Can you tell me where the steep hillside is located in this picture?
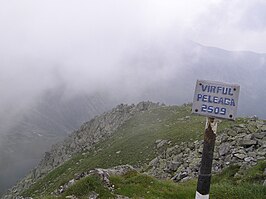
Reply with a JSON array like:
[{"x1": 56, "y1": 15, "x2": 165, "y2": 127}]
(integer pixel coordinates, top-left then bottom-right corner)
[
  {"x1": 3, "y1": 102, "x2": 162, "y2": 198},
  {"x1": 0, "y1": 88, "x2": 115, "y2": 195},
  {"x1": 2, "y1": 102, "x2": 266, "y2": 198}
]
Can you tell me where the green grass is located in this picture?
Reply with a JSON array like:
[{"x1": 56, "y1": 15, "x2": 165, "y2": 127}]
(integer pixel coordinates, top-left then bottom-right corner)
[
  {"x1": 210, "y1": 161, "x2": 266, "y2": 199},
  {"x1": 211, "y1": 183, "x2": 266, "y2": 199},
  {"x1": 212, "y1": 165, "x2": 241, "y2": 184},
  {"x1": 22, "y1": 156, "x2": 266, "y2": 199},
  {"x1": 110, "y1": 163, "x2": 266, "y2": 199},
  {"x1": 240, "y1": 161, "x2": 266, "y2": 183},
  {"x1": 111, "y1": 171, "x2": 196, "y2": 199},
  {"x1": 212, "y1": 161, "x2": 266, "y2": 184},
  {"x1": 58, "y1": 175, "x2": 113, "y2": 199},
  {"x1": 21, "y1": 105, "x2": 237, "y2": 197}
]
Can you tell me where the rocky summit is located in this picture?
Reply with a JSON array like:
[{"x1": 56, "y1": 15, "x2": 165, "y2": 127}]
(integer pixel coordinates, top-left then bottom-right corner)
[
  {"x1": 2, "y1": 102, "x2": 266, "y2": 199},
  {"x1": 145, "y1": 119, "x2": 266, "y2": 183}
]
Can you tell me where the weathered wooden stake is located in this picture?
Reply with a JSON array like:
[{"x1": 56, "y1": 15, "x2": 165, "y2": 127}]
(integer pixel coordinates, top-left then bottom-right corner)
[{"x1": 195, "y1": 117, "x2": 218, "y2": 199}]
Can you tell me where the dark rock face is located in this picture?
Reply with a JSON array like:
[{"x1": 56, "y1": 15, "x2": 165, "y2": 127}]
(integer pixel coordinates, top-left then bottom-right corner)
[
  {"x1": 239, "y1": 140, "x2": 257, "y2": 147},
  {"x1": 145, "y1": 119, "x2": 266, "y2": 182}
]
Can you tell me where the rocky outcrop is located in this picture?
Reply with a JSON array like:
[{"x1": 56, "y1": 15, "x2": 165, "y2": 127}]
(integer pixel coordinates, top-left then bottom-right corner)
[
  {"x1": 145, "y1": 119, "x2": 266, "y2": 183},
  {"x1": 2, "y1": 102, "x2": 160, "y2": 199},
  {"x1": 14, "y1": 165, "x2": 134, "y2": 199},
  {"x1": 53, "y1": 165, "x2": 135, "y2": 196}
]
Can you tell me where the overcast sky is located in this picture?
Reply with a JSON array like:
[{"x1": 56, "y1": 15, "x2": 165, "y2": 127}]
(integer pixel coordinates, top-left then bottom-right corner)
[
  {"x1": 0, "y1": 0, "x2": 266, "y2": 109},
  {"x1": 1, "y1": 0, "x2": 265, "y2": 52}
]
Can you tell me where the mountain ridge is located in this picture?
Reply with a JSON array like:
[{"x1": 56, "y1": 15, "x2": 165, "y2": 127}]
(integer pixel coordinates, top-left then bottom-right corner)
[
  {"x1": 2, "y1": 101, "x2": 161, "y2": 198},
  {"x1": 3, "y1": 101, "x2": 266, "y2": 198}
]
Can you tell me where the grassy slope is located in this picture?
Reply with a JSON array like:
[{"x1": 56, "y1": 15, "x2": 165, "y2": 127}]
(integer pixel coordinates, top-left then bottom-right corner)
[
  {"x1": 21, "y1": 105, "x2": 256, "y2": 198},
  {"x1": 41, "y1": 161, "x2": 266, "y2": 199},
  {"x1": 111, "y1": 161, "x2": 266, "y2": 199},
  {"x1": 209, "y1": 161, "x2": 266, "y2": 199}
]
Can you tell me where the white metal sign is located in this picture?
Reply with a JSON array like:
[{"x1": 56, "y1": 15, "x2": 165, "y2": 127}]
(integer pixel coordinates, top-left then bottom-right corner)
[{"x1": 192, "y1": 80, "x2": 240, "y2": 120}]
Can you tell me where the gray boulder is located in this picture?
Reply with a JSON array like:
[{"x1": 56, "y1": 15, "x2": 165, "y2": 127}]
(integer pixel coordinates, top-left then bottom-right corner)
[
  {"x1": 239, "y1": 140, "x2": 257, "y2": 147},
  {"x1": 219, "y1": 142, "x2": 231, "y2": 156}
]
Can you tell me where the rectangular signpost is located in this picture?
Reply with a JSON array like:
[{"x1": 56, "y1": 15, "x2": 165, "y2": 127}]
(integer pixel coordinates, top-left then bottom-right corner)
[{"x1": 192, "y1": 80, "x2": 240, "y2": 199}]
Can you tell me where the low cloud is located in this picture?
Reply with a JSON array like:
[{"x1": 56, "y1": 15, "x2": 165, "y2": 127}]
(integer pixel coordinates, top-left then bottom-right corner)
[{"x1": 0, "y1": 0, "x2": 266, "y2": 126}]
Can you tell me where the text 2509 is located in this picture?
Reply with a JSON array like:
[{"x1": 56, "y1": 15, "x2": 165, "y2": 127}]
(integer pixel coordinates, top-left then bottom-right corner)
[{"x1": 201, "y1": 104, "x2": 226, "y2": 115}]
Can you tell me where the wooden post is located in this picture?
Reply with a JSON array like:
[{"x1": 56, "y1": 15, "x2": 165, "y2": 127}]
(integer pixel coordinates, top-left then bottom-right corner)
[{"x1": 195, "y1": 117, "x2": 217, "y2": 199}]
